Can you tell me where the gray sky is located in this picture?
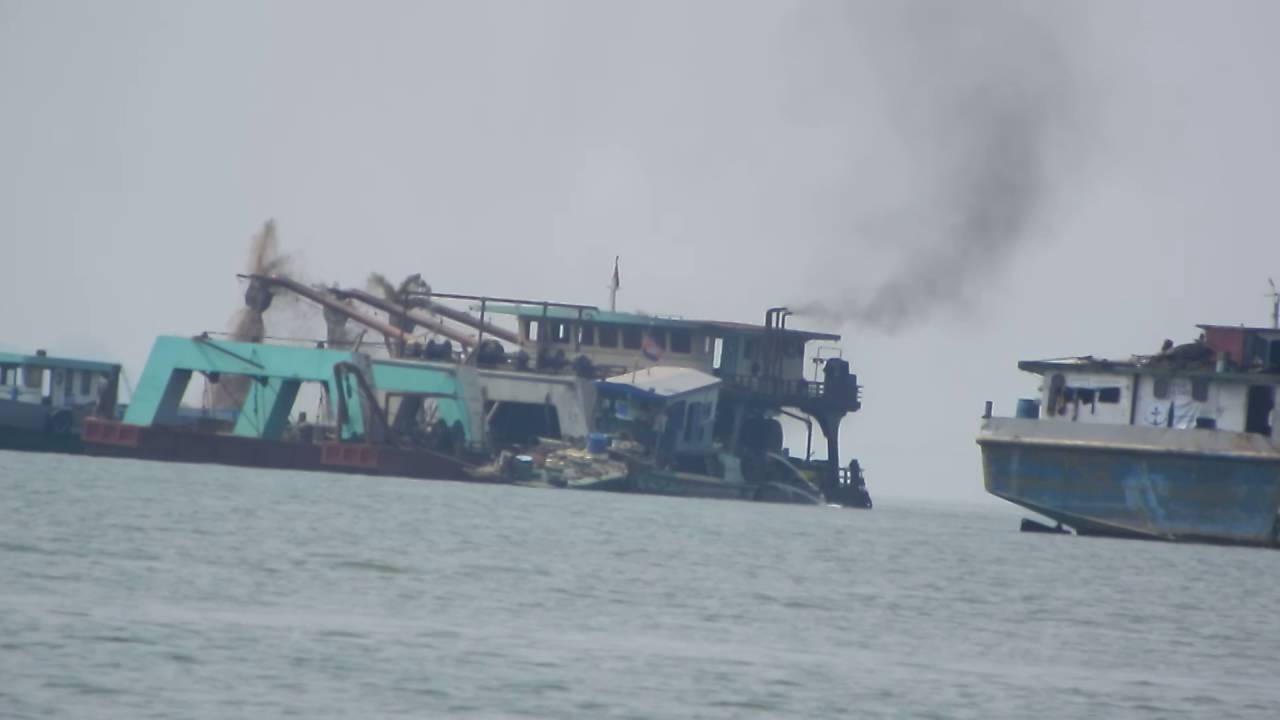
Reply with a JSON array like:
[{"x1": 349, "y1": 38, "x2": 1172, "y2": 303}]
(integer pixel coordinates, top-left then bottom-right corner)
[{"x1": 3, "y1": 1, "x2": 1279, "y2": 503}]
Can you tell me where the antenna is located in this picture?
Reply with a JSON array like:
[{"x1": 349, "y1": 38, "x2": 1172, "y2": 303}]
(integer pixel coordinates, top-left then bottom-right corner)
[{"x1": 1269, "y1": 278, "x2": 1279, "y2": 329}]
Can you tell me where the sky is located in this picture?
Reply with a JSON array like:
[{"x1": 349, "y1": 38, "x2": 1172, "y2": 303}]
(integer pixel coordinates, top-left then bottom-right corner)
[{"x1": 3, "y1": 0, "x2": 1280, "y2": 503}]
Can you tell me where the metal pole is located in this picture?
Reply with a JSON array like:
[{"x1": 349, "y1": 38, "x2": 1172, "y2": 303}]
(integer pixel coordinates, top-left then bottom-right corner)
[
  {"x1": 539, "y1": 302, "x2": 549, "y2": 369},
  {"x1": 575, "y1": 307, "x2": 583, "y2": 352},
  {"x1": 610, "y1": 256, "x2": 618, "y2": 312}
]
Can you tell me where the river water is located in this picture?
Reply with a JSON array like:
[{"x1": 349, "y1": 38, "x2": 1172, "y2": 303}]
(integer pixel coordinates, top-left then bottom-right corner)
[{"x1": 1, "y1": 450, "x2": 1277, "y2": 718}]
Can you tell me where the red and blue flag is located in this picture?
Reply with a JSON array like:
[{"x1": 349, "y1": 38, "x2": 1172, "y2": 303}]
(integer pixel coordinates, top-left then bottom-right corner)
[{"x1": 641, "y1": 333, "x2": 663, "y2": 362}]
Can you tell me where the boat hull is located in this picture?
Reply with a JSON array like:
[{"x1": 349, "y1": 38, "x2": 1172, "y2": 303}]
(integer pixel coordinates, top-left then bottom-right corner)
[
  {"x1": 979, "y1": 417, "x2": 1280, "y2": 546},
  {"x1": 80, "y1": 418, "x2": 484, "y2": 484},
  {"x1": 627, "y1": 467, "x2": 751, "y2": 500},
  {"x1": 564, "y1": 474, "x2": 632, "y2": 492},
  {"x1": 0, "y1": 425, "x2": 84, "y2": 454},
  {"x1": 0, "y1": 398, "x2": 86, "y2": 454}
]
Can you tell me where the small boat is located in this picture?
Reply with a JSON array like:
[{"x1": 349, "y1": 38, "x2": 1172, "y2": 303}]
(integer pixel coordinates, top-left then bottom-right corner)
[
  {"x1": 591, "y1": 366, "x2": 832, "y2": 505},
  {"x1": 0, "y1": 349, "x2": 121, "y2": 454}
]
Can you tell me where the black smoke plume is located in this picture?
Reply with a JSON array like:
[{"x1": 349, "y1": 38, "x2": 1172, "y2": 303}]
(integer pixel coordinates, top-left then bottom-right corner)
[{"x1": 793, "y1": 3, "x2": 1080, "y2": 332}]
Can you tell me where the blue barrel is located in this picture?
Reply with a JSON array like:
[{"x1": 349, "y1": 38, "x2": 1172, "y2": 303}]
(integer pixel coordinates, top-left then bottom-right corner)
[
  {"x1": 1016, "y1": 398, "x2": 1040, "y2": 419},
  {"x1": 587, "y1": 432, "x2": 611, "y2": 454}
]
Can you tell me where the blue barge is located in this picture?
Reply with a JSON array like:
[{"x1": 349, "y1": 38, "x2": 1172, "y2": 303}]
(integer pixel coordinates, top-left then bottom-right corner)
[{"x1": 979, "y1": 324, "x2": 1280, "y2": 546}]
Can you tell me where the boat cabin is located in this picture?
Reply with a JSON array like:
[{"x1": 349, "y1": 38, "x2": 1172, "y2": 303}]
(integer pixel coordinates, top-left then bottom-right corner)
[
  {"x1": 1018, "y1": 325, "x2": 1280, "y2": 437},
  {"x1": 596, "y1": 366, "x2": 721, "y2": 455},
  {"x1": 483, "y1": 304, "x2": 839, "y2": 397},
  {"x1": 0, "y1": 350, "x2": 120, "y2": 414}
]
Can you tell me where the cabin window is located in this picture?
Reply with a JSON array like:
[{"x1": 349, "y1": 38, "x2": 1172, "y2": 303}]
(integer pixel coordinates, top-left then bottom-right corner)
[
  {"x1": 22, "y1": 366, "x2": 43, "y2": 389},
  {"x1": 80, "y1": 371, "x2": 93, "y2": 395},
  {"x1": 670, "y1": 327, "x2": 691, "y2": 353},
  {"x1": 1191, "y1": 378, "x2": 1210, "y2": 402},
  {"x1": 1066, "y1": 387, "x2": 1095, "y2": 404},
  {"x1": 578, "y1": 323, "x2": 595, "y2": 346},
  {"x1": 1048, "y1": 374, "x2": 1070, "y2": 415},
  {"x1": 527, "y1": 320, "x2": 540, "y2": 342},
  {"x1": 712, "y1": 338, "x2": 724, "y2": 370},
  {"x1": 670, "y1": 329, "x2": 692, "y2": 354},
  {"x1": 1098, "y1": 387, "x2": 1121, "y2": 403},
  {"x1": 552, "y1": 321, "x2": 572, "y2": 344},
  {"x1": 1153, "y1": 377, "x2": 1170, "y2": 400},
  {"x1": 622, "y1": 326, "x2": 642, "y2": 350},
  {"x1": 1246, "y1": 385, "x2": 1275, "y2": 436},
  {"x1": 598, "y1": 325, "x2": 619, "y2": 348},
  {"x1": 0, "y1": 366, "x2": 9, "y2": 385}
]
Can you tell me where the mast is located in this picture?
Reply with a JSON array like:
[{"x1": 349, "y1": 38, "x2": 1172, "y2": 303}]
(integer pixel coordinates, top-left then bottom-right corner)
[
  {"x1": 609, "y1": 256, "x2": 620, "y2": 312},
  {"x1": 1269, "y1": 278, "x2": 1279, "y2": 329}
]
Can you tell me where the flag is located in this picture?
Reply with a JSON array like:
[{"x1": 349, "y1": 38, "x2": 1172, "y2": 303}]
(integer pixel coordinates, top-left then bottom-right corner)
[
  {"x1": 642, "y1": 332, "x2": 663, "y2": 362},
  {"x1": 611, "y1": 256, "x2": 620, "y2": 293}
]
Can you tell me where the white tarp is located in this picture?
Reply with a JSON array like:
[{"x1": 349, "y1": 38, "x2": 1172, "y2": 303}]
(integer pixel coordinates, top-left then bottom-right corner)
[{"x1": 1169, "y1": 378, "x2": 1201, "y2": 429}]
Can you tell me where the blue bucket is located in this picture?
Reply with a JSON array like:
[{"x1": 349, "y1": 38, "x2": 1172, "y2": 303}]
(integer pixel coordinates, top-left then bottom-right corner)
[
  {"x1": 1015, "y1": 398, "x2": 1040, "y2": 419},
  {"x1": 587, "y1": 432, "x2": 611, "y2": 454}
]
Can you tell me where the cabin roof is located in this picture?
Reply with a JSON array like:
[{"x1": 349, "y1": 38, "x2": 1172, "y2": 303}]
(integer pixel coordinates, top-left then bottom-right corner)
[
  {"x1": 599, "y1": 366, "x2": 721, "y2": 402},
  {"x1": 480, "y1": 304, "x2": 840, "y2": 341},
  {"x1": 1017, "y1": 357, "x2": 1274, "y2": 383},
  {"x1": 1018, "y1": 358, "x2": 1139, "y2": 374},
  {"x1": 1197, "y1": 323, "x2": 1280, "y2": 334},
  {"x1": 0, "y1": 351, "x2": 120, "y2": 374}
]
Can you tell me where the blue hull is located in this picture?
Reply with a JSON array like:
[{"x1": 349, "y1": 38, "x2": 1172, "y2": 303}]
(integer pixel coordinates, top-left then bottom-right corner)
[
  {"x1": 0, "y1": 426, "x2": 84, "y2": 455},
  {"x1": 980, "y1": 421, "x2": 1280, "y2": 546}
]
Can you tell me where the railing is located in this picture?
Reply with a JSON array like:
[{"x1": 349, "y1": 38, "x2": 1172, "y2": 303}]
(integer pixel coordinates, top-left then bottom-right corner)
[
  {"x1": 722, "y1": 375, "x2": 820, "y2": 396},
  {"x1": 721, "y1": 374, "x2": 861, "y2": 405}
]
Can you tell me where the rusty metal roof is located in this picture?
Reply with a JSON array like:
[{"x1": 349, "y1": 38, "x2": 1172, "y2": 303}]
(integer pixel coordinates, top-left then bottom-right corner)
[{"x1": 480, "y1": 304, "x2": 840, "y2": 341}]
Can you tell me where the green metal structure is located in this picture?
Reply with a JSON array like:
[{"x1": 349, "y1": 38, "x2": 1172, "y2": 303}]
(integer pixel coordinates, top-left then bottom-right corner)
[
  {"x1": 122, "y1": 336, "x2": 475, "y2": 445},
  {"x1": 124, "y1": 337, "x2": 378, "y2": 441}
]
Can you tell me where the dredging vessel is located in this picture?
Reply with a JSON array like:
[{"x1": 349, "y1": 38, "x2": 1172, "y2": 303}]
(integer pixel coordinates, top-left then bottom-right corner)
[
  {"x1": 79, "y1": 261, "x2": 871, "y2": 506},
  {"x1": 479, "y1": 306, "x2": 869, "y2": 505},
  {"x1": 978, "y1": 324, "x2": 1280, "y2": 546}
]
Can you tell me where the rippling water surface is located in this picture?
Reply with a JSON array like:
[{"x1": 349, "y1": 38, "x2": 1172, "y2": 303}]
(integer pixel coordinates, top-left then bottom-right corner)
[{"x1": 1, "y1": 450, "x2": 1277, "y2": 718}]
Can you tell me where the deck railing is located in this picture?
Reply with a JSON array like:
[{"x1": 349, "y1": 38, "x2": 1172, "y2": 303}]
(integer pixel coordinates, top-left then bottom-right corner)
[{"x1": 721, "y1": 374, "x2": 860, "y2": 407}]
